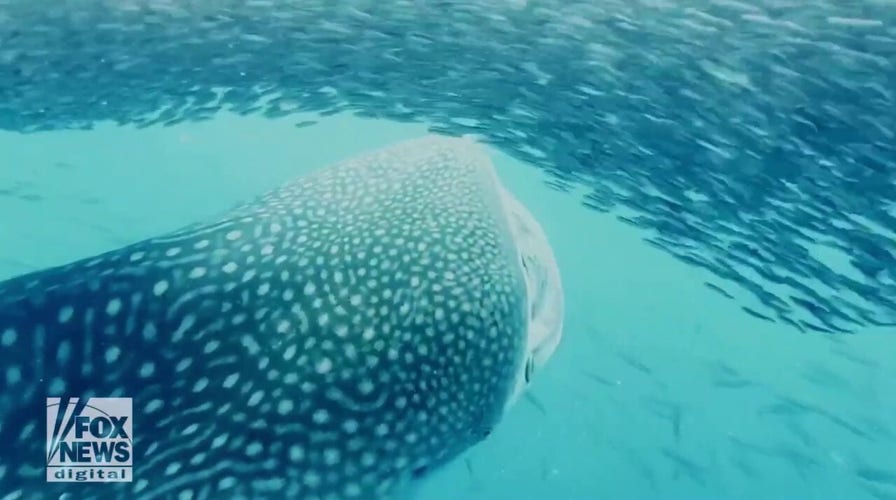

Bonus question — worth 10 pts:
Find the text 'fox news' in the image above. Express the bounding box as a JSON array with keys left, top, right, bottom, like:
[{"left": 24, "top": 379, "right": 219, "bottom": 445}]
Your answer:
[{"left": 46, "top": 397, "right": 133, "bottom": 483}]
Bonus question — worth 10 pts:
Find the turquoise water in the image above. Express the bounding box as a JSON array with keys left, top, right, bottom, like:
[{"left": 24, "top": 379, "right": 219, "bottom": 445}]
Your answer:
[{"left": 1, "top": 113, "right": 893, "bottom": 499}]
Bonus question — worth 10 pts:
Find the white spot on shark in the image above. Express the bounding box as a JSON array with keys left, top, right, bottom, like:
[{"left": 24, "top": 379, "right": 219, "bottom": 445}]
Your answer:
[
  {"left": 153, "top": 280, "right": 169, "bottom": 296},
  {"left": 1, "top": 328, "right": 16, "bottom": 346},
  {"left": 222, "top": 373, "right": 239, "bottom": 388},
  {"left": 106, "top": 298, "right": 122, "bottom": 316},
  {"left": 104, "top": 346, "right": 120, "bottom": 364},
  {"left": 247, "top": 390, "right": 264, "bottom": 407},
  {"left": 188, "top": 267, "right": 207, "bottom": 279},
  {"left": 145, "top": 399, "right": 163, "bottom": 413},
  {"left": 211, "top": 434, "right": 228, "bottom": 449},
  {"left": 164, "top": 462, "right": 181, "bottom": 476},
  {"left": 139, "top": 362, "right": 155, "bottom": 378},
  {"left": 316, "top": 357, "right": 332, "bottom": 374},
  {"left": 289, "top": 445, "right": 305, "bottom": 462},
  {"left": 246, "top": 442, "right": 263, "bottom": 457},
  {"left": 312, "top": 409, "right": 329, "bottom": 424},
  {"left": 57, "top": 306, "right": 74, "bottom": 323}
]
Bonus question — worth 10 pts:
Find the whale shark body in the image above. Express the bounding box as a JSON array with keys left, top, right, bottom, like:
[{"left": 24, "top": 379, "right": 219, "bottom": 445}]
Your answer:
[{"left": 0, "top": 135, "right": 563, "bottom": 500}]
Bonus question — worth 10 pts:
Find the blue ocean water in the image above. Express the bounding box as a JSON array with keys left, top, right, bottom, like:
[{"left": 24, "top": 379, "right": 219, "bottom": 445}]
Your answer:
[
  {"left": 1, "top": 112, "right": 893, "bottom": 499},
  {"left": 1, "top": 1, "right": 895, "bottom": 498}
]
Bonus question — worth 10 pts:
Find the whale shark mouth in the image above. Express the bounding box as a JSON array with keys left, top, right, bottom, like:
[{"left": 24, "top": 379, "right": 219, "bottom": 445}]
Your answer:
[{"left": 488, "top": 171, "right": 564, "bottom": 410}]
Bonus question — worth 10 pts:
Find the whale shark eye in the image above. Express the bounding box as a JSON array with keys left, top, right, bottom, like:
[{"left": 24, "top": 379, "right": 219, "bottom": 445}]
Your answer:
[{"left": 524, "top": 356, "right": 535, "bottom": 383}]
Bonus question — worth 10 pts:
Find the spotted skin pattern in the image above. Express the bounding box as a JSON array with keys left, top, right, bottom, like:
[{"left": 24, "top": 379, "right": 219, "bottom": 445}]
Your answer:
[{"left": 0, "top": 135, "right": 559, "bottom": 500}]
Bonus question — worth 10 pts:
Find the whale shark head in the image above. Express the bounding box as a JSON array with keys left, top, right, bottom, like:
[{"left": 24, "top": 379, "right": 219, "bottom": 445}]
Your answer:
[{"left": 496, "top": 182, "right": 564, "bottom": 409}]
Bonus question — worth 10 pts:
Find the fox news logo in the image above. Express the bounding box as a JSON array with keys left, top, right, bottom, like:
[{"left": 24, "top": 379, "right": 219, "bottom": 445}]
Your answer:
[{"left": 46, "top": 397, "right": 133, "bottom": 482}]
